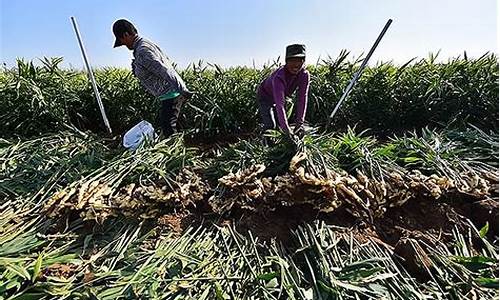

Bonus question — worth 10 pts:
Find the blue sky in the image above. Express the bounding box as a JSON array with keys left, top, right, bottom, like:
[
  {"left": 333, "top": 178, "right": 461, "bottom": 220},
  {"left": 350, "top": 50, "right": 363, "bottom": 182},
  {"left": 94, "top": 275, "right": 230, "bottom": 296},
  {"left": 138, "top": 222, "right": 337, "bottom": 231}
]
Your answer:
[{"left": 0, "top": 0, "right": 497, "bottom": 69}]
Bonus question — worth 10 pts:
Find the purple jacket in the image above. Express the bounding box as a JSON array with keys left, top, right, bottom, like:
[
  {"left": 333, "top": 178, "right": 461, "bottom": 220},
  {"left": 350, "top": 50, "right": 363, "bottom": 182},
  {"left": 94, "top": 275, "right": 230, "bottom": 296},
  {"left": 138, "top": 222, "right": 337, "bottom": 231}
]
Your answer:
[{"left": 258, "top": 66, "right": 310, "bottom": 132}]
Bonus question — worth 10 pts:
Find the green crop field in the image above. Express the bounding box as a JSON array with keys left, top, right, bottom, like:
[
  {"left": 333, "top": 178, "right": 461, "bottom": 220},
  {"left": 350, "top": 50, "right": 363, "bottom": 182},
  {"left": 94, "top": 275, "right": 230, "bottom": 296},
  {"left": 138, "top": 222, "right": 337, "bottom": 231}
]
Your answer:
[{"left": 0, "top": 53, "right": 498, "bottom": 299}]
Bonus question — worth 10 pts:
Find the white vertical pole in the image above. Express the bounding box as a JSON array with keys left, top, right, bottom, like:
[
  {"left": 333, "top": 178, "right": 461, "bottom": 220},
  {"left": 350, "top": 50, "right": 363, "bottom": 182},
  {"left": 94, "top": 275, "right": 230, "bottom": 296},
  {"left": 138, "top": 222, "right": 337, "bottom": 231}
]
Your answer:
[
  {"left": 325, "top": 19, "right": 393, "bottom": 130},
  {"left": 70, "top": 16, "right": 112, "bottom": 134}
]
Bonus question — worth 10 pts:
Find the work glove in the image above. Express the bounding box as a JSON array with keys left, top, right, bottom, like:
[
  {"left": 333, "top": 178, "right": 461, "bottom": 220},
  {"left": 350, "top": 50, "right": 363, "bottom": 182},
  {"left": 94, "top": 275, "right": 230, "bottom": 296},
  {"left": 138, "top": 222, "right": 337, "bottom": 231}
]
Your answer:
[
  {"left": 285, "top": 131, "right": 300, "bottom": 147},
  {"left": 182, "top": 90, "right": 195, "bottom": 99},
  {"left": 293, "top": 123, "right": 305, "bottom": 139},
  {"left": 178, "top": 91, "right": 195, "bottom": 106}
]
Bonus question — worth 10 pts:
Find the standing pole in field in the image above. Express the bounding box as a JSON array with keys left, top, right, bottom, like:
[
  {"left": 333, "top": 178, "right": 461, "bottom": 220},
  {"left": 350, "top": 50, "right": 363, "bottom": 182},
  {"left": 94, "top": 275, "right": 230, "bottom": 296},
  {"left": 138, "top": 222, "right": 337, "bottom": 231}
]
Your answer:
[
  {"left": 70, "top": 16, "right": 112, "bottom": 134},
  {"left": 325, "top": 19, "right": 393, "bottom": 131}
]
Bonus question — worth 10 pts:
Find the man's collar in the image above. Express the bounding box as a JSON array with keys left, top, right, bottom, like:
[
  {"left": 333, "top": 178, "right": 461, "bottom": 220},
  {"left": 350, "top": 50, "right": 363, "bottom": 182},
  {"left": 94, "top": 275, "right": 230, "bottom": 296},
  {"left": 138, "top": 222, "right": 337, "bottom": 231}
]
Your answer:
[{"left": 132, "top": 35, "right": 141, "bottom": 50}]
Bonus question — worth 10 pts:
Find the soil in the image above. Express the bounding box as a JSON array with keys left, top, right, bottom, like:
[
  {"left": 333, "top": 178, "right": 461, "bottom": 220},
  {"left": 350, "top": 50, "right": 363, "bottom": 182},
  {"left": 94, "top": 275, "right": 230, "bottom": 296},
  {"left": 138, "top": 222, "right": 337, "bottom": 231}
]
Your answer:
[
  {"left": 372, "top": 197, "right": 470, "bottom": 246},
  {"left": 448, "top": 196, "right": 499, "bottom": 238},
  {"left": 43, "top": 263, "right": 78, "bottom": 279},
  {"left": 148, "top": 191, "right": 498, "bottom": 282},
  {"left": 54, "top": 182, "right": 496, "bottom": 285},
  {"left": 150, "top": 192, "right": 497, "bottom": 250},
  {"left": 158, "top": 211, "right": 199, "bottom": 236}
]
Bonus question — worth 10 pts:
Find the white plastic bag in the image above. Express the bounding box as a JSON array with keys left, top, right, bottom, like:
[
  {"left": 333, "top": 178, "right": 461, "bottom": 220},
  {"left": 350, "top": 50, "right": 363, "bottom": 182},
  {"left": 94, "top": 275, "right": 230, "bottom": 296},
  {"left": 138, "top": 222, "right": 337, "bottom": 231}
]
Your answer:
[{"left": 122, "top": 120, "right": 156, "bottom": 150}]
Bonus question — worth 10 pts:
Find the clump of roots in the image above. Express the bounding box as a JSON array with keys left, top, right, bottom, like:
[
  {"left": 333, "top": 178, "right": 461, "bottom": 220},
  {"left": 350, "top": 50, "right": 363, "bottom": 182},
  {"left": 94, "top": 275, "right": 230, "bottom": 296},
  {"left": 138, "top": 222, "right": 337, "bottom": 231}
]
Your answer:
[
  {"left": 214, "top": 152, "right": 498, "bottom": 218},
  {"left": 44, "top": 168, "right": 210, "bottom": 223}
]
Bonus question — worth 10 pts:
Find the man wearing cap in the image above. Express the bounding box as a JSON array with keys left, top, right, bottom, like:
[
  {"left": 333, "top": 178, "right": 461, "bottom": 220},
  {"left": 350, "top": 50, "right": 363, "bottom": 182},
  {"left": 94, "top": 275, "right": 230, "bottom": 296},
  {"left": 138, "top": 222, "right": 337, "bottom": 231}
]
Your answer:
[
  {"left": 257, "top": 44, "right": 310, "bottom": 142},
  {"left": 112, "top": 19, "right": 193, "bottom": 137}
]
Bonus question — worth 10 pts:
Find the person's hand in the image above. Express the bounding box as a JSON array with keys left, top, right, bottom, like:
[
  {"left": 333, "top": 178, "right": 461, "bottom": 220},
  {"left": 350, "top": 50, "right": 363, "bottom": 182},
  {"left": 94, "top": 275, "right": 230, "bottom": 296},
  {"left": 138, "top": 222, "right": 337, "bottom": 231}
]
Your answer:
[
  {"left": 182, "top": 91, "right": 195, "bottom": 100},
  {"left": 285, "top": 131, "right": 300, "bottom": 146},
  {"left": 293, "top": 123, "right": 305, "bottom": 138},
  {"left": 177, "top": 94, "right": 187, "bottom": 105},
  {"left": 179, "top": 90, "right": 194, "bottom": 105}
]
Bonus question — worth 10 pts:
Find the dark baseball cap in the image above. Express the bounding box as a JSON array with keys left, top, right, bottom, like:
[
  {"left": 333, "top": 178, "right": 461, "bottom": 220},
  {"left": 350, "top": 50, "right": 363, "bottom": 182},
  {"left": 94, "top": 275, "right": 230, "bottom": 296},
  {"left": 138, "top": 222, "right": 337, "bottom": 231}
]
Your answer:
[
  {"left": 112, "top": 19, "right": 137, "bottom": 48},
  {"left": 286, "top": 44, "right": 306, "bottom": 59}
]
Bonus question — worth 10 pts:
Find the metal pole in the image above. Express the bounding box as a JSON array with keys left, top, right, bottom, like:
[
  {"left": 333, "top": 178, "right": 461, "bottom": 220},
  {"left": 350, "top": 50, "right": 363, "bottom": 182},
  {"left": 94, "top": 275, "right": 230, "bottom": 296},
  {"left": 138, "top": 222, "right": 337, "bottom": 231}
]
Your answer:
[
  {"left": 70, "top": 16, "right": 112, "bottom": 134},
  {"left": 325, "top": 19, "right": 393, "bottom": 131}
]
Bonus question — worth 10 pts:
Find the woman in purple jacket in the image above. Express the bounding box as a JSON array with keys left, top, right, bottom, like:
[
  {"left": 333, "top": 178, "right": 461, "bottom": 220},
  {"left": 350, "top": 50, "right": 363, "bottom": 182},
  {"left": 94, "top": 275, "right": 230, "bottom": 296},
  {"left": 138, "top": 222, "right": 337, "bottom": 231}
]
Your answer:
[{"left": 257, "top": 44, "right": 310, "bottom": 139}]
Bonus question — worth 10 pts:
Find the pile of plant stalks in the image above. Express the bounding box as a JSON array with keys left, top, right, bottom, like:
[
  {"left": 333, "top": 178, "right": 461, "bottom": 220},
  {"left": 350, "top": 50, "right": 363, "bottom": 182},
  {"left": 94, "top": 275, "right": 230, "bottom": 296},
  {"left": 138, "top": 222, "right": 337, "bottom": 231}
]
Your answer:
[
  {"left": 1, "top": 205, "right": 497, "bottom": 299},
  {"left": 0, "top": 126, "right": 498, "bottom": 299},
  {"left": 0, "top": 131, "right": 113, "bottom": 208},
  {"left": 31, "top": 126, "right": 498, "bottom": 225},
  {"left": 41, "top": 134, "right": 200, "bottom": 222}
]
